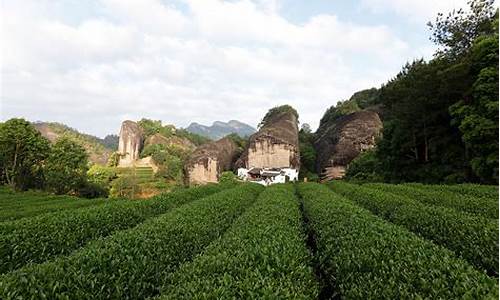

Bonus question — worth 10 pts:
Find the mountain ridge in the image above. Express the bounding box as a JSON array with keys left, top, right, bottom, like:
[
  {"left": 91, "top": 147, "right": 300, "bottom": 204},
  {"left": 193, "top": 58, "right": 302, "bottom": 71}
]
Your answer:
[{"left": 186, "top": 120, "right": 256, "bottom": 140}]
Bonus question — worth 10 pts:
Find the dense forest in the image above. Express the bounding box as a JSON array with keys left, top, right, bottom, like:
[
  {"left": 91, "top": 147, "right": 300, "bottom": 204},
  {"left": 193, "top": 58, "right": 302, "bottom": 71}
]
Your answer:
[{"left": 323, "top": 0, "right": 498, "bottom": 184}]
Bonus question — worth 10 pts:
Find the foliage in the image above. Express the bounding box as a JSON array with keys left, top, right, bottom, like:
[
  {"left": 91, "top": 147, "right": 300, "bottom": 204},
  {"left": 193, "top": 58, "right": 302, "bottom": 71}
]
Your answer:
[
  {"left": 102, "top": 134, "right": 119, "bottom": 150},
  {"left": 34, "top": 121, "right": 114, "bottom": 155},
  {"left": 424, "top": 182, "right": 499, "bottom": 199},
  {"left": 258, "top": 105, "right": 299, "bottom": 128},
  {"left": 160, "top": 184, "right": 318, "bottom": 299},
  {"left": 317, "top": 88, "right": 379, "bottom": 136},
  {"left": 298, "top": 124, "right": 317, "bottom": 180},
  {"left": 137, "top": 118, "right": 210, "bottom": 147},
  {"left": 163, "top": 155, "right": 183, "bottom": 181},
  {"left": 218, "top": 171, "right": 238, "bottom": 186},
  {"left": 44, "top": 137, "right": 89, "bottom": 195},
  {"left": 0, "top": 119, "right": 50, "bottom": 190},
  {"left": 345, "top": 150, "right": 383, "bottom": 182},
  {"left": 106, "top": 151, "right": 121, "bottom": 167},
  {"left": 349, "top": 87, "right": 380, "bottom": 109},
  {"left": 109, "top": 173, "right": 140, "bottom": 198},
  {"left": 345, "top": 2, "right": 498, "bottom": 184},
  {"left": 175, "top": 128, "right": 211, "bottom": 146},
  {"left": 0, "top": 184, "right": 227, "bottom": 274},
  {"left": 76, "top": 181, "right": 109, "bottom": 198},
  {"left": 224, "top": 132, "right": 247, "bottom": 150},
  {"left": 297, "top": 183, "right": 498, "bottom": 299},
  {"left": 428, "top": 0, "right": 497, "bottom": 59},
  {"left": 449, "top": 26, "right": 499, "bottom": 183},
  {"left": 141, "top": 144, "right": 186, "bottom": 182},
  {"left": 87, "top": 165, "right": 117, "bottom": 187},
  {"left": 330, "top": 181, "right": 498, "bottom": 275},
  {"left": 138, "top": 118, "right": 172, "bottom": 139},
  {"left": 368, "top": 183, "right": 498, "bottom": 219},
  {"left": 0, "top": 191, "right": 106, "bottom": 222},
  {"left": 0, "top": 184, "right": 262, "bottom": 299}
]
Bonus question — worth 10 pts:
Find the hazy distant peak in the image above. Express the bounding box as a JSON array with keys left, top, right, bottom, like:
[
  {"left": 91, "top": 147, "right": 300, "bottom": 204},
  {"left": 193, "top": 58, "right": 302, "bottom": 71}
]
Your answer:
[{"left": 186, "top": 120, "right": 256, "bottom": 140}]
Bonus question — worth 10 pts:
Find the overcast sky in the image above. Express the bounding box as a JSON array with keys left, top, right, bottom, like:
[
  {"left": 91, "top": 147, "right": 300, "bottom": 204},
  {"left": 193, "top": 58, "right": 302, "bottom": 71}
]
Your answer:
[{"left": 1, "top": 0, "right": 471, "bottom": 137}]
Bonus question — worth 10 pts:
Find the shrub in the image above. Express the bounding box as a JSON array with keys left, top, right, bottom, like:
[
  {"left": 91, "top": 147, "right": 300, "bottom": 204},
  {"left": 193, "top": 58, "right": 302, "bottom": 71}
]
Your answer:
[
  {"left": 0, "top": 184, "right": 227, "bottom": 274},
  {"left": 0, "top": 194, "right": 107, "bottom": 222},
  {"left": 367, "top": 183, "right": 498, "bottom": 219},
  {"left": 77, "top": 181, "right": 109, "bottom": 198},
  {"left": 109, "top": 173, "right": 140, "bottom": 198},
  {"left": 87, "top": 165, "right": 117, "bottom": 187},
  {"left": 298, "top": 183, "right": 498, "bottom": 299},
  {"left": 159, "top": 184, "right": 318, "bottom": 299},
  {"left": 344, "top": 150, "right": 383, "bottom": 182},
  {"left": 218, "top": 171, "right": 238, "bottom": 186},
  {"left": 329, "top": 181, "right": 498, "bottom": 276},
  {"left": 0, "top": 184, "right": 263, "bottom": 299}
]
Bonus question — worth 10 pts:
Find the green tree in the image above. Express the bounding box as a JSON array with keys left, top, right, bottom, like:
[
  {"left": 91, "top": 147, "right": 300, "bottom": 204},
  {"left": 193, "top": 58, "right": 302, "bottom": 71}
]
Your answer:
[
  {"left": 87, "top": 165, "right": 117, "bottom": 188},
  {"left": 449, "top": 22, "right": 499, "bottom": 183},
  {"left": 0, "top": 118, "right": 50, "bottom": 190},
  {"left": 110, "top": 173, "right": 140, "bottom": 198},
  {"left": 345, "top": 150, "right": 383, "bottom": 182},
  {"left": 137, "top": 118, "right": 163, "bottom": 138},
  {"left": 298, "top": 123, "right": 317, "bottom": 180},
  {"left": 107, "top": 151, "right": 121, "bottom": 167},
  {"left": 45, "top": 137, "right": 89, "bottom": 194},
  {"left": 258, "top": 105, "right": 299, "bottom": 128},
  {"left": 428, "top": 0, "right": 497, "bottom": 59}
]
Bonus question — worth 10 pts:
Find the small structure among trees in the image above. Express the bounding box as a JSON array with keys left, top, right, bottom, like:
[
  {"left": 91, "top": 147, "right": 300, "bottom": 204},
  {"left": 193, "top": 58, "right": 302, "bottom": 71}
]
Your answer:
[{"left": 235, "top": 105, "right": 300, "bottom": 185}]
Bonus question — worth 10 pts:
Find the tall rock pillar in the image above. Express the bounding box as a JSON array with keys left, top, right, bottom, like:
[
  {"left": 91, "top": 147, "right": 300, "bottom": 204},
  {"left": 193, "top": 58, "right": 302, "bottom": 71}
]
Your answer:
[{"left": 118, "top": 120, "right": 144, "bottom": 167}]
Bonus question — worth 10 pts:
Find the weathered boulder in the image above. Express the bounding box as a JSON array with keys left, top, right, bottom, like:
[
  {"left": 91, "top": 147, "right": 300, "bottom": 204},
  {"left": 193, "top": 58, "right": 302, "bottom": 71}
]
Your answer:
[
  {"left": 144, "top": 133, "right": 195, "bottom": 151},
  {"left": 235, "top": 108, "right": 299, "bottom": 170},
  {"left": 315, "top": 110, "right": 382, "bottom": 180},
  {"left": 118, "top": 120, "right": 144, "bottom": 167},
  {"left": 185, "top": 137, "right": 239, "bottom": 185}
]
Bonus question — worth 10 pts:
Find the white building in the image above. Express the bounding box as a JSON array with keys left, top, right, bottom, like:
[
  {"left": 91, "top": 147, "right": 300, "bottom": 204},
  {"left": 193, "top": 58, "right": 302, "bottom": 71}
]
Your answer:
[{"left": 237, "top": 167, "right": 299, "bottom": 186}]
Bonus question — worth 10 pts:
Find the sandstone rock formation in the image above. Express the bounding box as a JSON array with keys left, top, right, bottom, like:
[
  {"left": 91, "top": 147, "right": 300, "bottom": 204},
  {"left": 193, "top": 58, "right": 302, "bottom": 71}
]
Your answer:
[
  {"left": 185, "top": 137, "right": 239, "bottom": 185},
  {"left": 315, "top": 110, "right": 382, "bottom": 180},
  {"left": 118, "top": 120, "right": 144, "bottom": 167},
  {"left": 235, "top": 109, "right": 299, "bottom": 170}
]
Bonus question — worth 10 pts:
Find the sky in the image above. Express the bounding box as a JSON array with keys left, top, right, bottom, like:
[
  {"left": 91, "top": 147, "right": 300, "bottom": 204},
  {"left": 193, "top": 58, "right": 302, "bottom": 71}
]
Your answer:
[{"left": 1, "top": 0, "right": 472, "bottom": 137}]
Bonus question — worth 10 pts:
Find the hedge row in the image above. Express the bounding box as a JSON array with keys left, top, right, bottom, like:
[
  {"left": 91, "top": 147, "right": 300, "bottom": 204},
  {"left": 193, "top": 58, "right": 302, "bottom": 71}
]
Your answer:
[
  {"left": 0, "top": 184, "right": 227, "bottom": 274},
  {"left": 158, "top": 184, "right": 319, "bottom": 299},
  {"left": 0, "top": 183, "right": 263, "bottom": 299},
  {"left": 0, "top": 196, "right": 109, "bottom": 222},
  {"left": 330, "top": 181, "right": 498, "bottom": 276},
  {"left": 0, "top": 193, "right": 93, "bottom": 208},
  {"left": 298, "top": 183, "right": 498, "bottom": 299},
  {"left": 408, "top": 183, "right": 499, "bottom": 201},
  {"left": 366, "top": 183, "right": 498, "bottom": 219}
]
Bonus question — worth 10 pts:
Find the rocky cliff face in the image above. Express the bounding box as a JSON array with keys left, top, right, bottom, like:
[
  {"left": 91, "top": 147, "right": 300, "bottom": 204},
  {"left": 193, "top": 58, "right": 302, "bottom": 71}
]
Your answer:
[
  {"left": 235, "top": 111, "right": 299, "bottom": 170},
  {"left": 315, "top": 110, "right": 382, "bottom": 180},
  {"left": 185, "top": 137, "right": 239, "bottom": 185},
  {"left": 118, "top": 120, "right": 144, "bottom": 167}
]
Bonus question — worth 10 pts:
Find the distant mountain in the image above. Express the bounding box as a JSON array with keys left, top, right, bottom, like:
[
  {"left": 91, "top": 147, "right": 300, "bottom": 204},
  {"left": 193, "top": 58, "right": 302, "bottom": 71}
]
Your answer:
[
  {"left": 33, "top": 122, "right": 115, "bottom": 165},
  {"left": 186, "top": 120, "right": 256, "bottom": 140}
]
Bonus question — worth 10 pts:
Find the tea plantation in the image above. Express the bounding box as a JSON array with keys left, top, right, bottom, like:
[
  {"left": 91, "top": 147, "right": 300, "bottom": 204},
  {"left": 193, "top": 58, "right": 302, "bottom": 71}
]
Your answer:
[{"left": 0, "top": 182, "right": 498, "bottom": 299}]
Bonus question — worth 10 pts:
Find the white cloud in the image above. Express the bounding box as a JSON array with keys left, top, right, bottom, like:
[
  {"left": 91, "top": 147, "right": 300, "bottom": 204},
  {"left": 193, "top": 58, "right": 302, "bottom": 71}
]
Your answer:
[
  {"left": 2, "top": 0, "right": 428, "bottom": 137},
  {"left": 360, "top": 0, "right": 469, "bottom": 23}
]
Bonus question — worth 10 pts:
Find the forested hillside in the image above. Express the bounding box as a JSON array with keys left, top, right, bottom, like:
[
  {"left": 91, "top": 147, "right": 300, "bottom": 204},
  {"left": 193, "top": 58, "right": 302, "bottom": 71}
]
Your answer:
[{"left": 338, "top": 0, "right": 498, "bottom": 184}]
